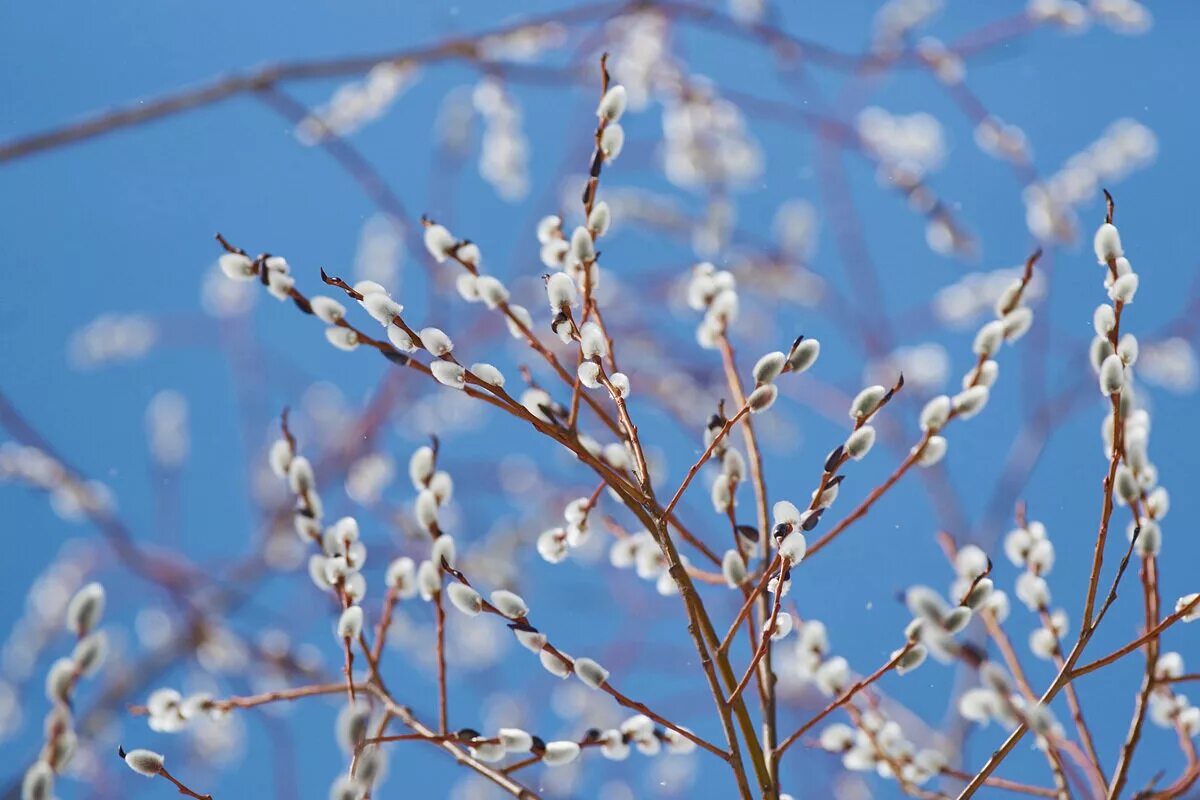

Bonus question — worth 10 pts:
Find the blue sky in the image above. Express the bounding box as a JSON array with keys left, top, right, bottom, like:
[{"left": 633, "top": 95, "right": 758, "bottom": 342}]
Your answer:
[{"left": 2, "top": 2, "right": 1199, "bottom": 798}]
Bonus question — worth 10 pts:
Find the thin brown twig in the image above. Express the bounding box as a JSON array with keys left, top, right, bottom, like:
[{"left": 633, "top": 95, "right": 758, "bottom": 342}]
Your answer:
[{"left": 435, "top": 591, "right": 448, "bottom": 735}]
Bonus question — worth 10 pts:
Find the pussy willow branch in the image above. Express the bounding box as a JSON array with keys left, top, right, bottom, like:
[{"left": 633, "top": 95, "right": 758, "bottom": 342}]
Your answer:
[
  {"left": 659, "top": 404, "right": 751, "bottom": 524},
  {"left": 713, "top": 330, "right": 779, "bottom": 766},
  {"left": 1081, "top": 193, "right": 1128, "bottom": 631},
  {"left": 1109, "top": 422, "right": 1169, "bottom": 795},
  {"left": 425, "top": 221, "right": 626, "bottom": 441},
  {"left": 936, "top": 532, "right": 1075, "bottom": 798},
  {"left": 440, "top": 563, "right": 728, "bottom": 758},
  {"left": 364, "top": 686, "right": 542, "bottom": 799},
  {"left": 844, "top": 703, "right": 946, "bottom": 800},
  {"left": 806, "top": 250, "right": 1040, "bottom": 560},
  {"left": 1034, "top": 606, "right": 1107, "bottom": 794},
  {"left": 224, "top": 237, "right": 772, "bottom": 796},
  {"left": 955, "top": 486, "right": 1146, "bottom": 798},
  {"left": 718, "top": 371, "right": 905, "bottom": 656},
  {"left": 775, "top": 641, "right": 915, "bottom": 757}
]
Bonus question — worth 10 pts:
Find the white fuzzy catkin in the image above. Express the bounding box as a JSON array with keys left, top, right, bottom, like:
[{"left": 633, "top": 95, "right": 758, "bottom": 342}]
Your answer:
[
  {"left": 73, "top": 632, "right": 108, "bottom": 675},
  {"left": 416, "top": 560, "right": 441, "bottom": 600},
  {"left": 1117, "top": 333, "right": 1139, "bottom": 365},
  {"left": 845, "top": 426, "right": 876, "bottom": 460},
  {"left": 1109, "top": 273, "right": 1139, "bottom": 303},
  {"left": 66, "top": 582, "right": 105, "bottom": 636},
  {"left": 1094, "top": 304, "right": 1116, "bottom": 336},
  {"left": 773, "top": 500, "right": 801, "bottom": 528},
  {"left": 1134, "top": 519, "right": 1161, "bottom": 555},
  {"left": 1114, "top": 465, "right": 1140, "bottom": 504},
  {"left": 446, "top": 583, "right": 483, "bottom": 616},
  {"left": 779, "top": 532, "right": 807, "bottom": 564},
  {"left": 1089, "top": 336, "right": 1114, "bottom": 371},
  {"left": 711, "top": 474, "right": 733, "bottom": 513},
  {"left": 600, "top": 124, "right": 624, "bottom": 160},
  {"left": 470, "top": 363, "right": 505, "bottom": 387},
  {"left": 354, "top": 280, "right": 386, "bottom": 298},
  {"left": 337, "top": 606, "right": 363, "bottom": 640},
  {"left": 609, "top": 372, "right": 630, "bottom": 398},
  {"left": 385, "top": 557, "right": 417, "bottom": 596},
  {"left": 971, "top": 360, "right": 999, "bottom": 388},
  {"left": 753, "top": 351, "right": 787, "bottom": 384},
  {"left": 580, "top": 322, "right": 607, "bottom": 359},
  {"left": 747, "top": 384, "right": 778, "bottom": 413},
  {"left": 430, "top": 361, "right": 466, "bottom": 389},
  {"left": 542, "top": 741, "right": 581, "bottom": 766},
  {"left": 456, "top": 242, "right": 481, "bottom": 267},
  {"left": 917, "top": 435, "right": 948, "bottom": 466},
  {"left": 920, "top": 395, "right": 952, "bottom": 431},
  {"left": 310, "top": 296, "right": 346, "bottom": 324},
  {"left": 722, "top": 449, "right": 746, "bottom": 483},
  {"left": 363, "top": 293, "right": 403, "bottom": 326},
  {"left": 122, "top": 749, "right": 164, "bottom": 777},
  {"left": 387, "top": 324, "right": 416, "bottom": 352},
  {"left": 490, "top": 589, "right": 528, "bottom": 619},
  {"left": 540, "top": 648, "right": 571, "bottom": 678},
  {"left": 907, "top": 586, "right": 949, "bottom": 622},
  {"left": 815, "top": 656, "right": 850, "bottom": 697},
  {"left": 1003, "top": 306, "right": 1034, "bottom": 341},
  {"left": 419, "top": 327, "right": 454, "bottom": 356},
  {"left": 570, "top": 226, "right": 595, "bottom": 264},
  {"left": 455, "top": 273, "right": 480, "bottom": 302},
  {"left": 546, "top": 272, "right": 577, "bottom": 309},
  {"left": 415, "top": 490, "right": 439, "bottom": 533},
  {"left": 1177, "top": 594, "right": 1199, "bottom": 623},
  {"left": 597, "top": 85, "right": 627, "bottom": 121},
  {"left": 514, "top": 626, "right": 548, "bottom": 652},
  {"left": 588, "top": 201, "right": 611, "bottom": 236},
  {"left": 1016, "top": 573, "right": 1051, "bottom": 611},
  {"left": 470, "top": 742, "right": 505, "bottom": 763},
  {"left": 540, "top": 240, "right": 568, "bottom": 268},
  {"left": 577, "top": 361, "right": 602, "bottom": 389},
  {"left": 787, "top": 338, "right": 820, "bottom": 373},
  {"left": 428, "top": 468, "right": 454, "bottom": 504},
  {"left": 476, "top": 276, "right": 509, "bottom": 309},
  {"left": 537, "top": 528, "right": 568, "bottom": 563},
  {"left": 1093, "top": 222, "right": 1123, "bottom": 264},
  {"left": 849, "top": 385, "right": 887, "bottom": 419},
  {"left": 819, "top": 723, "right": 855, "bottom": 752},
  {"left": 499, "top": 728, "right": 534, "bottom": 753},
  {"left": 44, "top": 658, "right": 74, "bottom": 704},
  {"left": 409, "top": 446, "right": 435, "bottom": 487},
  {"left": 574, "top": 657, "right": 610, "bottom": 689},
  {"left": 953, "top": 385, "right": 989, "bottom": 419},
  {"left": 896, "top": 644, "right": 928, "bottom": 675},
  {"left": 942, "top": 606, "right": 973, "bottom": 633},
  {"left": 431, "top": 534, "right": 456, "bottom": 569},
  {"left": 288, "top": 455, "right": 315, "bottom": 494},
  {"left": 1099, "top": 354, "right": 1126, "bottom": 395},
  {"left": 268, "top": 438, "right": 293, "bottom": 478},
  {"left": 267, "top": 270, "right": 294, "bottom": 301},
  {"left": 325, "top": 327, "right": 359, "bottom": 352},
  {"left": 21, "top": 762, "right": 54, "bottom": 800},
  {"left": 424, "top": 224, "right": 456, "bottom": 262},
  {"left": 722, "top": 549, "right": 747, "bottom": 587},
  {"left": 218, "top": 252, "right": 256, "bottom": 281},
  {"left": 973, "top": 320, "right": 1005, "bottom": 357},
  {"left": 537, "top": 215, "right": 562, "bottom": 244}
]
